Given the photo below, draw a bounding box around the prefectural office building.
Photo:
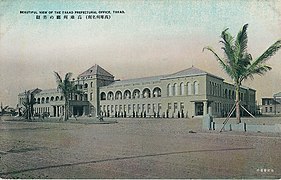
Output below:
[18,64,256,118]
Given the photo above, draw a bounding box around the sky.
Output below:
[0,0,281,107]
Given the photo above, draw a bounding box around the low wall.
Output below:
[202,115,281,133]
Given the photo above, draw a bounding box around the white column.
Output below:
[192,102,195,117]
[203,101,208,116]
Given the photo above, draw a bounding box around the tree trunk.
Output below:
[64,99,69,121]
[235,85,241,123]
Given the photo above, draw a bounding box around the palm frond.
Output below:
[244,64,272,80]
[203,46,235,80]
[65,72,73,82]
[253,40,281,65]
[54,71,62,84]
[235,24,249,59]
[220,29,236,64]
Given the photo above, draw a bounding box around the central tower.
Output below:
[76,64,114,117]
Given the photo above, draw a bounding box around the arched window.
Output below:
[37,98,40,104]
[187,82,192,95]
[46,97,49,103]
[84,83,88,89]
[174,83,178,96]
[132,89,140,99]
[142,88,151,98]
[194,81,199,95]
[50,96,54,101]
[60,96,63,101]
[228,90,231,99]
[124,90,131,99]
[167,84,172,96]
[90,82,93,88]
[41,97,45,104]
[100,92,106,100]
[84,94,88,101]
[115,91,122,100]
[55,96,59,101]
[107,91,114,100]
[153,87,161,97]
[180,83,184,95]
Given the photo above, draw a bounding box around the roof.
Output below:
[162,66,224,80]
[106,74,167,87]
[78,64,114,78]
[18,88,42,96]
[105,66,223,87]
[38,89,58,94]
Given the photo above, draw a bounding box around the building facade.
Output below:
[18,64,256,118]
[260,92,281,115]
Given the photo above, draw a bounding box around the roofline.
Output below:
[161,73,207,80]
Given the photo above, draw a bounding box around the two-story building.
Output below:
[18,64,256,118]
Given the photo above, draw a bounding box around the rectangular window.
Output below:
[265,107,268,112]
[270,107,272,112]
[174,102,178,113]
[147,104,151,113]
[180,102,184,110]
[168,103,171,110]
[158,103,161,111]
[137,104,140,112]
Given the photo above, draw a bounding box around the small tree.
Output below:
[204,24,281,123]
[22,91,36,120]
[54,72,82,121]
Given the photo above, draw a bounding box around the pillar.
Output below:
[203,101,208,116]
[83,106,86,116]
[208,106,213,116]
[192,102,195,117]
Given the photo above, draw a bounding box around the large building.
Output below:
[18,64,256,118]
[260,92,281,115]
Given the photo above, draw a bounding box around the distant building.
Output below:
[18,64,256,118]
[260,92,281,115]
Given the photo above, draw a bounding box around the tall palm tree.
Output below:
[203,24,281,123]
[54,72,82,121]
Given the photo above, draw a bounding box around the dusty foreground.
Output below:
[0,117,281,179]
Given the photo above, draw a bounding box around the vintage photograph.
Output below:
[0,0,281,179]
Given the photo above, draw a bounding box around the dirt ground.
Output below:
[0,116,280,179]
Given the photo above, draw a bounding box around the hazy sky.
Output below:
[0,0,281,107]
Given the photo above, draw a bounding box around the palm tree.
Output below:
[203,24,281,123]
[0,102,9,116]
[54,72,82,121]
[22,91,36,120]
